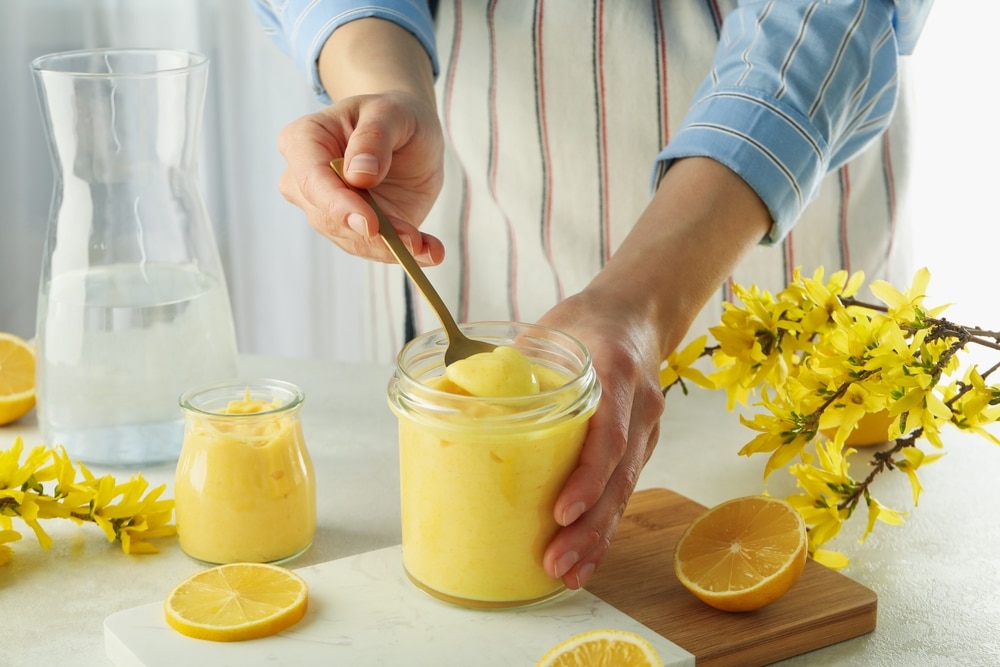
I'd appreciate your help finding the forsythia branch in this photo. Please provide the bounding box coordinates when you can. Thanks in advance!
[0,438,176,565]
[661,267,1000,568]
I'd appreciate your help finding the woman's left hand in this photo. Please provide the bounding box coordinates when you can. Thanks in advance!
[536,288,666,589]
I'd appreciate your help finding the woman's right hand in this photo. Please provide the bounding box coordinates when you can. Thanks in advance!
[276,89,445,265]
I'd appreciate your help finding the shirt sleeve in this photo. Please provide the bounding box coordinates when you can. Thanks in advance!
[250,0,438,104]
[655,0,935,245]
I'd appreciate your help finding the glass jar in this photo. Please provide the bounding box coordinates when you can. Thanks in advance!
[175,380,315,564]
[387,322,601,608]
[31,49,238,466]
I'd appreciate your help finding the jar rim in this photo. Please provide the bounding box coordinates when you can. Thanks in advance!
[396,321,592,387]
[30,48,208,78]
[388,321,601,429]
[179,378,304,418]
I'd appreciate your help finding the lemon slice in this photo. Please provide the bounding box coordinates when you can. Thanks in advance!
[164,562,308,641]
[0,332,36,426]
[673,495,807,612]
[535,628,664,667]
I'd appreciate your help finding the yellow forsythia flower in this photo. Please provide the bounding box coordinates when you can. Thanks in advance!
[0,438,176,564]
[662,266,1000,568]
[660,335,715,394]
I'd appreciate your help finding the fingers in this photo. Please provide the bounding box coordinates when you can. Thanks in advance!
[343,152,383,188]
[541,336,665,590]
[340,106,396,190]
[554,400,631,529]
[277,113,346,216]
[277,112,374,252]
[285,175,445,266]
[543,403,660,589]
[274,94,445,265]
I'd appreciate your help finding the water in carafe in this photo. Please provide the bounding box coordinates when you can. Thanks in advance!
[31,49,239,466]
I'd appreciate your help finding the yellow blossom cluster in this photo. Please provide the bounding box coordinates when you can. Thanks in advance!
[661,267,1000,567]
[0,437,175,565]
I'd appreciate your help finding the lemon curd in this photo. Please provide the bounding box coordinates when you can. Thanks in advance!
[174,380,315,565]
[388,325,600,608]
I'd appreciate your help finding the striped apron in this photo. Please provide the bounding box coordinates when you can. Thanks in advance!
[359,0,914,363]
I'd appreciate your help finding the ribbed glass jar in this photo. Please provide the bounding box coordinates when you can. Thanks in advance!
[175,379,315,565]
[388,322,601,608]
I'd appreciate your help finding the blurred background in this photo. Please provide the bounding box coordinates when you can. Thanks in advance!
[0,0,993,363]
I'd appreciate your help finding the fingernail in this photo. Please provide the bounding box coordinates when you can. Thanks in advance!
[415,248,434,264]
[574,562,596,588]
[560,501,586,526]
[401,234,417,255]
[553,550,579,579]
[347,213,369,236]
[348,153,379,175]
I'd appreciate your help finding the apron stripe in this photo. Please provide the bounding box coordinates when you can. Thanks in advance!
[536,0,564,303]
[838,164,853,273]
[441,0,472,323]
[706,0,724,38]
[653,0,670,146]
[485,0,520,320]
[593,0,610,264]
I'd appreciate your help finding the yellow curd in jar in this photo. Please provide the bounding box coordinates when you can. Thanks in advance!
[395,344,598,607]
[175,384,316,564]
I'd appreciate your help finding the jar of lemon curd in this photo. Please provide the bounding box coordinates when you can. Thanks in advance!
[387,322,601,608]
[174,379,316,564]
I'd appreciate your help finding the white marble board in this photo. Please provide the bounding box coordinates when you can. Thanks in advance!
[105,545,694,666]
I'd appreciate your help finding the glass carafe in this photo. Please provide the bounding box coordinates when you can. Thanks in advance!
[30,49,239,466]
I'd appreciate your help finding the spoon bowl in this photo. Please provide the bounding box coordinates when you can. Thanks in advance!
[330,158,496,365]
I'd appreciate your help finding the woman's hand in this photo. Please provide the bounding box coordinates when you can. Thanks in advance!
[536,157,773,589]
[276,90,445,265]
[276,17,445,265]
[537,288,666,589]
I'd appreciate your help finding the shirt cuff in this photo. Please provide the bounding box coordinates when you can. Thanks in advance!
[654,87,831,245]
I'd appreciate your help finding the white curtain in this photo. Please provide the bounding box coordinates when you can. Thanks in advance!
[0,0,369,362]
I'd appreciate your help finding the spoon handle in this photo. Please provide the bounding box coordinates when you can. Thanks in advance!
[329,159,464,340]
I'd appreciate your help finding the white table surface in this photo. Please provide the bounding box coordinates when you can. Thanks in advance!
[2,354,998,666]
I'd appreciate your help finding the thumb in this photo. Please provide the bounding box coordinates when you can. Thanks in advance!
[341,108,399,189]
[342,150,384,189]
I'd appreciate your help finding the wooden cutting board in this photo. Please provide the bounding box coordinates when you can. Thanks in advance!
[587,488,877,666]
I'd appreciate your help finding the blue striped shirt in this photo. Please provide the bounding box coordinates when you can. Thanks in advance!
[251,0,933,244]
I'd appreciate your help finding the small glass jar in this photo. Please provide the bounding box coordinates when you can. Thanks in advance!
[387,322,601,608]
[174,379,316,564]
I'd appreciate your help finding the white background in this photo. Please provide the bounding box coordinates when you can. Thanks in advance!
[909,1,996,328]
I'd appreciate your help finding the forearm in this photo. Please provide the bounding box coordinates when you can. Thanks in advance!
[318,18,436,105]
[589,157,771,358]
[251,1,438,103]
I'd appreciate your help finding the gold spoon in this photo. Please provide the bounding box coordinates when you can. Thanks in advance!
[330,158,495,365]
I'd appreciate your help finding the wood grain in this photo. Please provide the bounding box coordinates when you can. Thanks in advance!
[586,488,877,666]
